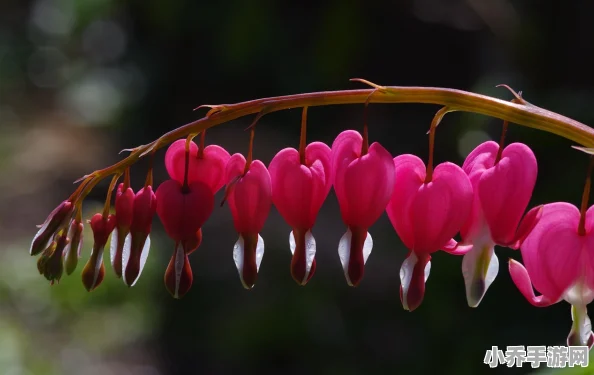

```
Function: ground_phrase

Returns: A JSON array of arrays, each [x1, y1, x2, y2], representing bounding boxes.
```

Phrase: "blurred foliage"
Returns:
[[2, 0, 594, 374]]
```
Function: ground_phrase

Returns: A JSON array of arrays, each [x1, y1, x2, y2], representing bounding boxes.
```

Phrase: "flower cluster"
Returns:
[[29, 101, 594, 350]]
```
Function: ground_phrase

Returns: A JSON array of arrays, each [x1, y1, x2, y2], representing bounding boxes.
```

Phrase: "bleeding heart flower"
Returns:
[[165, 139, 230, 194], [269, 142, 332, 285], [82, 213, 116, 291], [110, 182, 134, 278], [224, 153, 272, 289], [509, 202, 594, 348], [386, 154, 473, 311], [460, 141, 539, 307], [164, 138, 230, 255], [156, 179, 214, 298], [122, 186, 157, 287], [331, 130, 395, 287]]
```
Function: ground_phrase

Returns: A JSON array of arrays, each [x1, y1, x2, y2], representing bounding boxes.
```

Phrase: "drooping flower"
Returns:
[[122, 186, 157, 286], [331, 130, 395, 286], [460, 141, 539, 307], [224, 153, 272, 289], [269, 142, 332, 285], [386, 154, 473, 311], [164, 138, 230, 254], [509, 203, 594, 348], [30, 200, 74, 256], [110, 181, 134, 278], [156, 179, 214, 298], [82, 213, 116, 291]]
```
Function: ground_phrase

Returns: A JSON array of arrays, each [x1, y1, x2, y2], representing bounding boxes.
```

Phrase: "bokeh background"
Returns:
[[1, 0, 594, 374]]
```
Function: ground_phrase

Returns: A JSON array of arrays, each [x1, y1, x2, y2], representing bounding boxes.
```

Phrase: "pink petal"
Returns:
[[520, 202, 582, 300], [130, 186, 157, 234], [115, 183, 134, 228], [460, 172, 488, 242], [462, 141, 499, 177], [584, 206, 594, 291], [155, 179, 214, 242], [508, 204, 543, 249], [165, 139, 230, 193], [195, 145, 231, 193], [442, 239, 473, 255], [409, 162, 473, 253], [225, 155, 272, 234], [508, 259, 557, 307], [165, 139, 198, 183], [478, 143, 537, 246], [332, 130, 394, 228], [386, 154, 426, 250], [269, 142, 331, 230]]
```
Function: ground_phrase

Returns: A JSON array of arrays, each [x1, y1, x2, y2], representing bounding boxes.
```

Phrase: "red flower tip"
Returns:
[[82, 213, 116, 292], [164, 242, 193, 298], [399, 252, 431, 312], [30, 200, 74, 256], [289, 230, 317, 286]]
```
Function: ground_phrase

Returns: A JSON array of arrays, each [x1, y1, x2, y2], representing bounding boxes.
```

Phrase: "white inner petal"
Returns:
[[255, 234, 264, 272], [338, 229, 373, 286], [564, 280, 594, 306], [462, 243, 498, 308], [129, 235, 151, 287], [233, 234, 265, 288], [109, 227, 119, 267]]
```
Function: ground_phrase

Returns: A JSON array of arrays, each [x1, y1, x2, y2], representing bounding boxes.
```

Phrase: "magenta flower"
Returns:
[[386, 154, 473, 311], [122, 186, 157, 287], [82, 213, 116, 291], [224, 153, 272, 289], [509, 202, 594, 348], [109, 182, 134, 278], [156, 179, 214, 298], [164, 138, 230, 253], [460, 141, 539, 306], [269, 142, 332, 285], [165, 138, 230, 194], [331, 130, 395, 286]]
